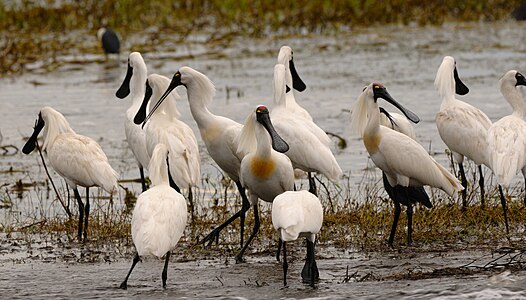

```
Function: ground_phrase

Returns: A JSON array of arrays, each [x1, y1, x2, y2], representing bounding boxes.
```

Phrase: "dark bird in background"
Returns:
[[97, 28, 120, 56]]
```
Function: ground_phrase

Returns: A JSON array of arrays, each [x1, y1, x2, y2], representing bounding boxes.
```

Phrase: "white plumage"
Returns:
[[272, 190, 323, 286], [271, 64, 342, 190], [137, 66, 249, 248], [237, 105, 294, 262], [22, 106, 118, 241], [115, 52, 151, 191], [435, 56, 491, 206], [350, 83, 463, 196], [120, 143, 187, 289], [141, 74, 200, 192], [487, 70, 526, 233]]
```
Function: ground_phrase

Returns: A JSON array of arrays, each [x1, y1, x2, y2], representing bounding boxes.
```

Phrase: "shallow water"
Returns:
[[2, 21, 526, 298]]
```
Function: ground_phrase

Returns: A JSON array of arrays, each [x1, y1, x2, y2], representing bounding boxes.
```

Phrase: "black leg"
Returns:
[[302, 239, 318, 286], [276, 238, 282, 262], [235, 204, 260, 264], [388, 200, 401, 248], [498, 185, 510, 234], [458, 163, 467, 209], [120, 252, 141, 290], [198, 185, 251, 247], [478, 165, 485, 208], [83, 187, 90, 242], [162, 251, 171, 288], [236, 181, 250, 248], [308, 172, 317, 196], [73, 188, 84, 242], [524, 178, 526, 207], [282, 240, 288, 287], [187, 186, 194, 220], [139, 166, 147, 192], [406, 204, 413, 246]]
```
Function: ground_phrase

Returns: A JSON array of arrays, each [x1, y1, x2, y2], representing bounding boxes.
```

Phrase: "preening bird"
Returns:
[[487, 70, 526, 234], [350, 83, 463, 207], [136, 66, 249, 248], [22, 106, 118, 242], [378, 107, 432, 246], [119, 143, 187, 290], [134, 73, 200, 212], [97, 27, 120, 56], [271, 64, 341, 195], [115, 51, 150, 192], [435, 56, 491, 207], [237, 105, 294, 263], [272, 190, 323, 287]]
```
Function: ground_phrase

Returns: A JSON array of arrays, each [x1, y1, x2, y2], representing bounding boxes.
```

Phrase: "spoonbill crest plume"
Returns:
[[137, 66, 250, 248], [487, 70, 526, 233], [237, 105, 294, 263], [22, 106, 118, 242], [272, 190, 323, 287], [115, 52, 150, 192], [119, 143, 187, 290], [435, 56, 491, 208]]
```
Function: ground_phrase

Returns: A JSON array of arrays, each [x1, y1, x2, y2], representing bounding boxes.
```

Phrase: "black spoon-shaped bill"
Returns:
[[116, 63, 133, 99], [255, 106, 289, 153], [22, 113, 45, 154], [133, 79, 153, 125], [453, 67, 469, 96], [372, 83, 420, 124], [289, 59, 306, 92], [142, 72, 182, 126]]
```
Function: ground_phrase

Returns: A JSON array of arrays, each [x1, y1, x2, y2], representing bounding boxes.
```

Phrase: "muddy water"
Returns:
[[2, 21, 526, 298]]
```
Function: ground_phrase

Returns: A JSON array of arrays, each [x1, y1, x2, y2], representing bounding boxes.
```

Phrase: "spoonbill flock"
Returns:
[[21, 45, 526, 289]]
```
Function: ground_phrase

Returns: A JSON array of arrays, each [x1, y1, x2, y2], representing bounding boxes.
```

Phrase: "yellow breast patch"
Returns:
[[250, 157, 276, 179], [363, 132, 381, 154]]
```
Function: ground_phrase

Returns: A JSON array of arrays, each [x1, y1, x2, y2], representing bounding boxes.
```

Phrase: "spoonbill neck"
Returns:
[[186, 83, 216, 128], [501, 83, 526, 118], [255, 123, 273, 157], [130, 66, 147, 106]]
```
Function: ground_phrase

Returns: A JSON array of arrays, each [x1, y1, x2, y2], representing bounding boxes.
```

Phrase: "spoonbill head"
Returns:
[[116, 52, 148, 99], [120, 143, 188, 290], [23, 106, 118, 241], [97, 27, 120, 55], [351, 83, 463, 197], [435, 55, 491, 208], [272, 190, 323, 287], [277, 45, 306, 92]]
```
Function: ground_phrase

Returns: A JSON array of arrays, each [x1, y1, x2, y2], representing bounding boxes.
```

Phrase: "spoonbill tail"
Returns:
[[22, 107, 118, 242]]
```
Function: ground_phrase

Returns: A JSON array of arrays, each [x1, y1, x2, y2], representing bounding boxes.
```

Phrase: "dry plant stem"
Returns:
[[36, 139, 72, 219]]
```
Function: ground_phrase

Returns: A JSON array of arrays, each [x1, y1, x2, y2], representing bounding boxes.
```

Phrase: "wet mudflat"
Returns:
[[2, 21, 526, 299]]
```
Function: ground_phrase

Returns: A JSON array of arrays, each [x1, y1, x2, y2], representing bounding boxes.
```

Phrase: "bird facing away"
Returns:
[[378, 107, 432, 247], [272, 190, 323, 287], [135, 73, 200, 213], [435, 56, 491, 208], [487, 70, 526, 234], [120, 143, 188, 290], [97, 27, 120, 55], [22, 106, 118, 242], [237, 105, 294, 263], [137, 66, 250, 248], [115, 51, 150, 192], [271, 63, 342, 195], [350, 83, 463, 200]]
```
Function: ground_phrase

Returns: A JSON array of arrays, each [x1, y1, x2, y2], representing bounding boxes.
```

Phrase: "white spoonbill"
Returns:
[[236, 105, 294, 263], [271, 64, 341, 195], [435, 56, 491, 207], [378, 107, 432, 247], [97, 28, 120, 56], [276, 46, 310, 120], [138, 66, 249, 248], [272, 190, 323, 287], [134, 73, 200, 213], [22, 106, 118, 242], [350, 83, 463, 200], [487, 70, 526, 234], [115, 52, 150, 192], [119, 143, 187, 290]]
